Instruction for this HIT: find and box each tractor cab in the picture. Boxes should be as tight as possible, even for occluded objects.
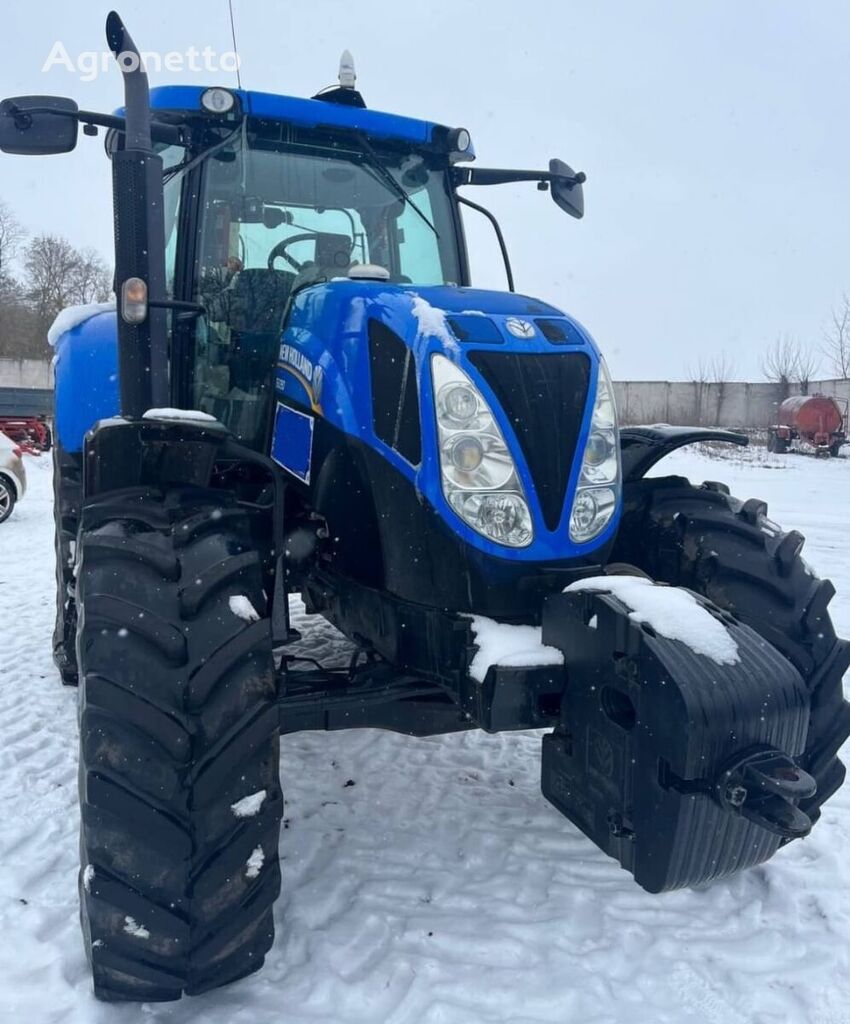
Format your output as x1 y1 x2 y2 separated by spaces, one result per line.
136 81 584 449
147 84 471 446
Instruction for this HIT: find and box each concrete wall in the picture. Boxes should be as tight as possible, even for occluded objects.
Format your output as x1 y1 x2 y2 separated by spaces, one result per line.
614 378 850 429
1 358 849 432
0 358 53 389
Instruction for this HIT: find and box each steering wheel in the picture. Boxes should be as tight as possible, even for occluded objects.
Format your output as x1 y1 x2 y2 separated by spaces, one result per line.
267 232 321 272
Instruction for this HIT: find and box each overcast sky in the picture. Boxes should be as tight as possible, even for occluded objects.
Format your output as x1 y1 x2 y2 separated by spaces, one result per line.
3 0 849 380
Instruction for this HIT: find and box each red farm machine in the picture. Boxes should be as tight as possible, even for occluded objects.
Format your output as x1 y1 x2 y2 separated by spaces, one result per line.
768 394 847 457
0 386 52 453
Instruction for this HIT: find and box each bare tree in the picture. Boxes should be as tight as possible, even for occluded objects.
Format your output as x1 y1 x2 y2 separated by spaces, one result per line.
0 211 113 360
823 295 850 380
687 358 710 426
0 277 40 360
686 352 737 426
24 234 111 318
762 335 820 396
19 235 112 358
795 345 820 394
0 199 24 277
24 235 82 326
0 201 30 360
708 351 737 424
708 352 737 383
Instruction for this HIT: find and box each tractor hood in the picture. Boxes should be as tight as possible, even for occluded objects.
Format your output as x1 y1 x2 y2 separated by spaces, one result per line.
273 280 619 563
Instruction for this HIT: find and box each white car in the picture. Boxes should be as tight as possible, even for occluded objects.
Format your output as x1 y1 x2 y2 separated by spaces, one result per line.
0 432 27 523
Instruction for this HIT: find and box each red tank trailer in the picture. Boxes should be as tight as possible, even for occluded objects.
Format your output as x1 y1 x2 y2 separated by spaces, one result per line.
768 394 847 457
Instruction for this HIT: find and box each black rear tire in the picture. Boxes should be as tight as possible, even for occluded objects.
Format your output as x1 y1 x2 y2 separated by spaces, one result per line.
77 486 283 1001
612 474 850 824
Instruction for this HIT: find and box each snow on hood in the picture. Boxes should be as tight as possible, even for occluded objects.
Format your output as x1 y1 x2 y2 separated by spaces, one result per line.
565 576 740 665
468 616 564 683
47 302 116 348
410 293 459 354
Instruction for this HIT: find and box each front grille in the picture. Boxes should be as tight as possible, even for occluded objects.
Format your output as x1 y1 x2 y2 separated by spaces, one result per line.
468 351 591 531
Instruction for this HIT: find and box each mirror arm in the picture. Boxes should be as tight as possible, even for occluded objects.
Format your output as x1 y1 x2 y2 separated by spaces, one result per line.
453 167 586 189
3 103 182 146
456 194 515 292
78 109 183 146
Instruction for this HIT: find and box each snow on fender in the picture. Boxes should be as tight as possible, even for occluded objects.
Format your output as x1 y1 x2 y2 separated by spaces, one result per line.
563 575 740 666
47 302 116 348
142 408 218 423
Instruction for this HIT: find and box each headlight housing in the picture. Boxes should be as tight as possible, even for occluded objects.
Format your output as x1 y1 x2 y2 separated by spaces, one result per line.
432 354 533 548
569 360 621 543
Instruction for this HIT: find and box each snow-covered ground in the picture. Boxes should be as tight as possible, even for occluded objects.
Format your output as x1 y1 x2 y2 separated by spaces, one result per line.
1 447 849 1024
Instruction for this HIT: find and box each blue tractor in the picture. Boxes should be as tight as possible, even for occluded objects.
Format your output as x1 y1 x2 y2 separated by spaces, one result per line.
3 13 849 1003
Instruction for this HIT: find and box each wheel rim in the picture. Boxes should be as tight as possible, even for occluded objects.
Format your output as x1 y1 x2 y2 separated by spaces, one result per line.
0 483 11 516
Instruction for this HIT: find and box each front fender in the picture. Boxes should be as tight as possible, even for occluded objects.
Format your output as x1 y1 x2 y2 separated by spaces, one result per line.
619 425 748 481
83 416 230 498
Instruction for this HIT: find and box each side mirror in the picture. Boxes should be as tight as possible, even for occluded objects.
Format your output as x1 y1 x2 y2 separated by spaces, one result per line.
549 158 584 219
0 96 79 155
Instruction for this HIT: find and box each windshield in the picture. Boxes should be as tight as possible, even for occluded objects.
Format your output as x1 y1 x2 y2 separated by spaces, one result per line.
188 125 461 447
197 128 460 288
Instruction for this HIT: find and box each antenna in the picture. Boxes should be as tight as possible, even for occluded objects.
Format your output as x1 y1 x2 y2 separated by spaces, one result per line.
227 0 243 90
339 50 356 89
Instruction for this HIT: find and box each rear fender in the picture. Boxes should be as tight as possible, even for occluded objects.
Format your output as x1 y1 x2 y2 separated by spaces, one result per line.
619 425 748 481
53 308 119 453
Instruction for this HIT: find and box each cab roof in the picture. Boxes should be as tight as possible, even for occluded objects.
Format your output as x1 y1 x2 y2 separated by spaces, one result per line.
148 85 445 147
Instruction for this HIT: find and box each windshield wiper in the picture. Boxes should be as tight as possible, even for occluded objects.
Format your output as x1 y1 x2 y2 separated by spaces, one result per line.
353 133 438 238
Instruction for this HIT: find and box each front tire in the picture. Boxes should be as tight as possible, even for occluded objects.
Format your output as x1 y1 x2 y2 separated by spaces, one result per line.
76 486 283 1001
612 474 850 824
52 444 82 684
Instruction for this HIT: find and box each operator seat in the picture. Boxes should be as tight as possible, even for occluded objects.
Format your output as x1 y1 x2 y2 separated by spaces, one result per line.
227 268 294 335
226 268 294 392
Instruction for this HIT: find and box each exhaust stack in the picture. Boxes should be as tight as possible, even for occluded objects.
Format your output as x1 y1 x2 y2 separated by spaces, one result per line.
105 11 169 417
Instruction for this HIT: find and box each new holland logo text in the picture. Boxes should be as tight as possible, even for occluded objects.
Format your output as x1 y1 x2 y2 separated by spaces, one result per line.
278 344 314 383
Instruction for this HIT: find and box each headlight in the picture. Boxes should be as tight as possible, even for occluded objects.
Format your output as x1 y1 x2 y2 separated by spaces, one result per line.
569 361 621 543
449 435 484 472
448 492 532 546
581 428 618 483
432 354 533 548
440 383 480 425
